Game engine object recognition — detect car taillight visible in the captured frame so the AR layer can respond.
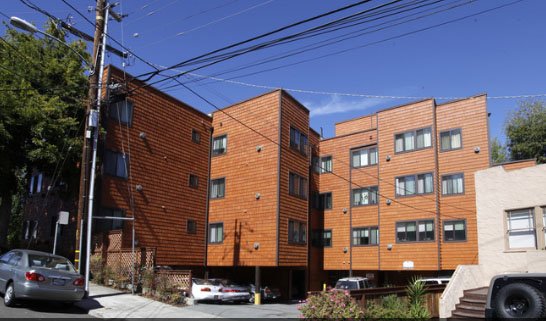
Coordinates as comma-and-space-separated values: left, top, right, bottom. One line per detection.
25, 272, 46, 282
201, 287, 211, 292
73, 278, 84, 287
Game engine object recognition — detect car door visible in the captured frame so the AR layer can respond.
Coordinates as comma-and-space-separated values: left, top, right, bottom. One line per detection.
0, 251, 14, 291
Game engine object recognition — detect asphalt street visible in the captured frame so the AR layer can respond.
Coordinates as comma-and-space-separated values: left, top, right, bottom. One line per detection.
0, 299, 95, 319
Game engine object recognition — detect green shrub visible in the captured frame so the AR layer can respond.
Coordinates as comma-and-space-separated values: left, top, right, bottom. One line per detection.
299, 290, 365, 319
364, 278, 431, 319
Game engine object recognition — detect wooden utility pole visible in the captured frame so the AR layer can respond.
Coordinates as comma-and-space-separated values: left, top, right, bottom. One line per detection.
75, 0, 106, 273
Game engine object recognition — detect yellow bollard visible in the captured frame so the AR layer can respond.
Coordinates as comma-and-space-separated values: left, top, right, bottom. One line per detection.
254, 292, 261, 305
323, 283, 327, 291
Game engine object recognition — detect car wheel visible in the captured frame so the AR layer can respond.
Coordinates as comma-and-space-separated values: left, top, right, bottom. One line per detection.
494, 283, 546, 318
4, 282, 16, 307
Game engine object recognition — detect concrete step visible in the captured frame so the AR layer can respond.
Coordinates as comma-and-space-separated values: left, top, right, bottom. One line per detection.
456, 302, 486, 311
452, 309, 485, 319
460, 296, 487, 305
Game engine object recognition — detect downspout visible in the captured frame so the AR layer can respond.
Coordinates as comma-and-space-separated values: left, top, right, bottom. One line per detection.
349, 148, 353, 278
276, 91, 282, 267
376, 113, 381, 275
204, 125, 213, 278
432, 101, 441, 271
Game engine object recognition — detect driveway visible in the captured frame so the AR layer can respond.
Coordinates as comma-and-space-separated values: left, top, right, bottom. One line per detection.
187, 301, 301, 318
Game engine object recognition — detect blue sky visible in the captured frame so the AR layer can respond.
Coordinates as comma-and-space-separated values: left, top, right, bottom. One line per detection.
2, 0, 545, 142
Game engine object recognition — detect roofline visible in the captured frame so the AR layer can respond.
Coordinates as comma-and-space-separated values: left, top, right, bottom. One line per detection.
309, 127, 320, 137
107, 65, 212, 120
436, 93, 487, 106
492, 158, 537, 166
212, 89, 282, 114
321, 127, 377, 142
334, 98, 434, 126
279, 89, 310, 114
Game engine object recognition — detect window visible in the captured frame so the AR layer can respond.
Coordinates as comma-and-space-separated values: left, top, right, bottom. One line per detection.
396, 173, 433, 196
189, 174, 199, 189
209, 223, 223, 244
289, 172, 308, 199
97, 208, 124, 231
319, 192, 332, 210
187, 219, 197, 234
442, 173, 464, 195
507, 209, 536, 249
396, 220, 434, 242
210, 178, 225, 199
312, 229, 332, 247
312, 192, 332, 210
395, 128, 432, 152
444, 220, 466, 241
109, 100, 133, 125
103, 150, 128, 178
29, 173, 43, 194
290, 127, 308, 155
192, 129, 201, 144
352, 186, 378, 206
212, 135, 227, 155
440, 129, 462, 151
352, 227, 379, 246
319, 156, 332, 174
288, 220, 307, 244
352, 147, 378, 168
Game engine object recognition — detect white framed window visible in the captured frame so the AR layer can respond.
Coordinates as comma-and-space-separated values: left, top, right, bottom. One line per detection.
440, 129, 462, 151
396, 173, 433, 196
442, 173, 464, 195
395, 128, 431, 153
506, 208, 536, 249
212, 135, 227, 156
397, 219, 434, 242
444, 220, 466, 241
352, 226, 379, 246
319, 156, 332, 174
210, 178, 225, 199
351, 147, 378, 168
352, 186, 378, 206
209, 223, 223, 244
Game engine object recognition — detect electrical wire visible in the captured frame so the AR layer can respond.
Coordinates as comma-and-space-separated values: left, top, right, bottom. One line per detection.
139, 0, 276, 48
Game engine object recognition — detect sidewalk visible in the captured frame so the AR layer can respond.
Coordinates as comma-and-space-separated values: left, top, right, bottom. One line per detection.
75, 283, 217, 319
75, 283, 300, 318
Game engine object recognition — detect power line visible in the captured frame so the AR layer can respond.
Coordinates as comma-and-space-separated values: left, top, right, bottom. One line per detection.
140, 0, 276, 48
134, 0, 379, 81
193, 0, 525, 86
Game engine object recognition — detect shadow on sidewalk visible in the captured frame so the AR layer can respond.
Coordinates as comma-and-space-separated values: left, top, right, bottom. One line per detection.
89, 292, 129, 299
22, 301, 91, 315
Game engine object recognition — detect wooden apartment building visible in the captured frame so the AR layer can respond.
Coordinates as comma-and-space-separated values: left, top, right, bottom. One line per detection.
26, 65, 490, 299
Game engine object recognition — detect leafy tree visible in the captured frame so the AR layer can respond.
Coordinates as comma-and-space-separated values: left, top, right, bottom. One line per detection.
505, 100, 546, 164
491, 137, 508, 164
0, 21, 89, 249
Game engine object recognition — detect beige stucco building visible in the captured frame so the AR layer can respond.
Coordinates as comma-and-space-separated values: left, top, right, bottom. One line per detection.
440, 160, 546, 317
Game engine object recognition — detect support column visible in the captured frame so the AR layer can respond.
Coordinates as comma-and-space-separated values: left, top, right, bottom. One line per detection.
254, 266, 261, 305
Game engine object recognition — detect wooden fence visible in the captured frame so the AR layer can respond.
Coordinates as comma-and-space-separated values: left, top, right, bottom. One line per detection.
155, 270, 193, 293
308, 284, 446, 317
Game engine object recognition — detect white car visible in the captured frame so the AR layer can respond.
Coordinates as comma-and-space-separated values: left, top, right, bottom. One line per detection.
334, 277, 371, 290
416, 278, 450, 285
191, 278, 223, 302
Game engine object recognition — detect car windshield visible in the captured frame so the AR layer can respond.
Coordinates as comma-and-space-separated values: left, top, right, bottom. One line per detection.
28, 254, 75, 272
335, 280, 358, 290
194, 278, 216, 285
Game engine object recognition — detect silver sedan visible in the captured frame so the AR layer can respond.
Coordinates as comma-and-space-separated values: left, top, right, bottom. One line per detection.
0, 249, 85, 307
